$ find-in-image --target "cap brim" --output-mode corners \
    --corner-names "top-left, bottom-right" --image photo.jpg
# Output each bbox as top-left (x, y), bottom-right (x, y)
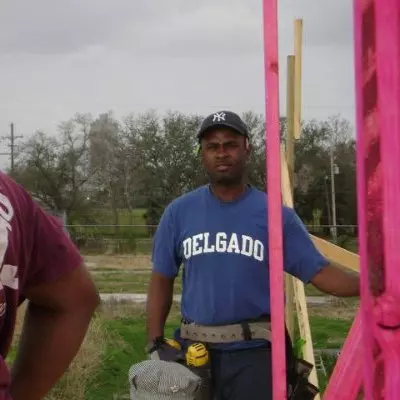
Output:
top-left (197, 123), bottom-right (248, 139)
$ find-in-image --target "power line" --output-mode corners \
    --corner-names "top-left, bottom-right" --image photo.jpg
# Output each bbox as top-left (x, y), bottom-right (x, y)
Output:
top-left (0, 123), bottom-right (23, 173)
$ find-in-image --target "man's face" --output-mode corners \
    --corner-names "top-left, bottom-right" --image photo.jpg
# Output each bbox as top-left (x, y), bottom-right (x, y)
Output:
top-left (200, 128), bottom-right (250, 185)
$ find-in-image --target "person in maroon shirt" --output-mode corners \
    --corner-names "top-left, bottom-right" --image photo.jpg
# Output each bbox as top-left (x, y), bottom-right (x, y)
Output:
top-left (0, 172), bottom-right (99, 399)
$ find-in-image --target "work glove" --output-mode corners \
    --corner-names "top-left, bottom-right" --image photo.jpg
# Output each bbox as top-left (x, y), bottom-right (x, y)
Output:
top-left (146, 336), bottom-right (185, 362)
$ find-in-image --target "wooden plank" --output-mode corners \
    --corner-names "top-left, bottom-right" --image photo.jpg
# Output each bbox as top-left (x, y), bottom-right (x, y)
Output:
top-left (293, 19), bottom-right (303, 140)
top-left (262, 0), bottom-right (287, 398)
top-left (310, 235), bottom-right (359, 272)
top-left (281, 146), bottom-right (320, 397)
top-left (285, 54), bottom-right (296, 341)
top-left (292, 279), bottom-right (320, 398)
top-left (284, 273), bottom-right (295, 341)
top-left (286, 54), bottom-right (295, 187)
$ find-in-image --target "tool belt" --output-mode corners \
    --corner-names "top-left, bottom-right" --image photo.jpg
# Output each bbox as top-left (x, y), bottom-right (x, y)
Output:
top-left (180, 320), bottom-right (271, 343)
top-left (180, 319), bottom-right (319, 399)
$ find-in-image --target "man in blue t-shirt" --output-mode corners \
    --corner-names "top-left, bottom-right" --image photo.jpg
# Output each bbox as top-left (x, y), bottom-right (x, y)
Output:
top-left (145, 110), bottom-right (359, 399)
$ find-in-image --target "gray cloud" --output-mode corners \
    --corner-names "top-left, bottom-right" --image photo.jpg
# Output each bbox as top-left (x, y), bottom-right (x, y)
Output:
top-left (0, 0), bottom-right (143, 54)
top-left (0, 0), bottom-right (356, 168)
top-left (1, 0), bottom-right (352, 55)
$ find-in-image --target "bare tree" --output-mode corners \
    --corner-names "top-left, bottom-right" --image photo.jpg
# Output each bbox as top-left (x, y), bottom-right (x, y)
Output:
top-left (89, 111), bottom-right (123, 225)
top-left (14, 113), bottom-right (94, 222)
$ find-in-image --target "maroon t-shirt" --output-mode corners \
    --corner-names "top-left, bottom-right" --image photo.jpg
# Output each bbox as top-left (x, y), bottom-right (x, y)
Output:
top-left (0, 173), bottom-right (83, 398)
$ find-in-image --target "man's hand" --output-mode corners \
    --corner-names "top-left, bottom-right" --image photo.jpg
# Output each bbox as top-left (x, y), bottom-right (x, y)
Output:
top-left (147, 337), bottom-right (184, 362)
top-left (9, 264), bottom-right (99, 400)
top-left (310, 264), bottom-right (360, 297)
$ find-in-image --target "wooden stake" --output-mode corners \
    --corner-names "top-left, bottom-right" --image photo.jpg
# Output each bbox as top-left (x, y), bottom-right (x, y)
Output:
top-left (281, 145), bottom-right (320, 397)
top-left (285, 55), bottom-right (296, 341)
top-left (286, 55), bottom-right (295, 187)
top-left (293, 19), bottom-right (303, 140)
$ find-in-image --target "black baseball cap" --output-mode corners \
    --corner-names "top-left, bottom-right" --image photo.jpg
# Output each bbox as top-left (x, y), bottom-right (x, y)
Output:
top-left (196, 110), bottom-right (249, 141)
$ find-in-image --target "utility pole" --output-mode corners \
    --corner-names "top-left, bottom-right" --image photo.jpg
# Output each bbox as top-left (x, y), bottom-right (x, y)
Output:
top-left (324, 176), bottom-right (331, 226)
top-left (330, 147), bottom-right (338, 243)
top-left (0, 123), bottom-right (23, 174)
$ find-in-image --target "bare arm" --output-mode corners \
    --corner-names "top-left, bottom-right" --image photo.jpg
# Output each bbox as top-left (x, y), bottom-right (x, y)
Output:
top-left (9, 265), bottom-right (100, 400)
top-left (146, 271), bottom-right (174, 341)
top-left (310, 264), bottom-right (360, 297)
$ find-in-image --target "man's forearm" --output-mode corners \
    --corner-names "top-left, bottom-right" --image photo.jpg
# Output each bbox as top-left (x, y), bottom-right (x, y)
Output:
top-left (10, 301), bottom-right (96, 400)
top-left (146, 296), bottom-right (172, 341)
top-left (146, 274), bottom-right (174, 341)
top-left (311, 264), bottom-right (360, 297)
top-left (328, 273), bottom-right (360, 297)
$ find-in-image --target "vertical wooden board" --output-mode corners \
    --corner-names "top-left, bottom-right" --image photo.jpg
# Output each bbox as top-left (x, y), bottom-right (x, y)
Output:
top-left (284, 274), bottom-right (295, 341)
top-left (285, 55), bottom-right (296, 340)
top-left (281, 146), bottom-right (320, 397)
top-left (286, 55), bottom-right (295, 188)
top-left (292, 279), bottom-right (320, 397)
top-left (262, 0), bottom-right (286, 398)
top-left (293, 19), bottom-right (303, 140)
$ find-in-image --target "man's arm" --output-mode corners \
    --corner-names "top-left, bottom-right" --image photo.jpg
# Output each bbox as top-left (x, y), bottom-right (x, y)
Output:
top-left (146, 204), bottom-right (180, 344)
top-left (310, 264), bottom-right (359, 297)
top-left (283, 208), bottom-right (360, 297)
top-left (10, 264), bottom-right (99, 400)
top-left (146, 272), bottom-right (174, 341)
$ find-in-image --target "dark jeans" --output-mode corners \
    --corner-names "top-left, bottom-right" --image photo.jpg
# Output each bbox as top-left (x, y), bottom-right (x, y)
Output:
top-left (209, 342), bottom-right (294, 400)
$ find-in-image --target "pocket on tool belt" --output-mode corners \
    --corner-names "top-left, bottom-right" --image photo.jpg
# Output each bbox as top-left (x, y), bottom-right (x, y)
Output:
top-left (287, 358), bottom-right (320, 400)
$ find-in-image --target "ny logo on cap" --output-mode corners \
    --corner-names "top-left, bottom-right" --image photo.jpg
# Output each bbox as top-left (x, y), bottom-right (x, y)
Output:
top-left (212, 112), bottom-right (226, 122)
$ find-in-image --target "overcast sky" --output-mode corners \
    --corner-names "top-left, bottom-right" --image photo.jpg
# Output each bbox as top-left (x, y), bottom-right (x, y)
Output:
top-left (0, 0), bottom-right (355, 166)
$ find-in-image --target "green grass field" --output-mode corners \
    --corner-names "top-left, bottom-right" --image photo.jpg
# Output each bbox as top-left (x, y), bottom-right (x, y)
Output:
top-left (14, 302), bottom-right (348, 399)
top-left (84, 312), bottom-right (351, 398)
top-left (22, 206), bottom-right (359, 398)
top-left (92, 313), bottom-right (350, 397)
top-left (7, 289), bottom-right (355, 399)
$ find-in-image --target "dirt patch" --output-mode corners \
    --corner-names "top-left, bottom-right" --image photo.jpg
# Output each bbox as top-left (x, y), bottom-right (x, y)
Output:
top-left (308, 300), bottom-right (359, 320)
top-left (84, 254), bottom-right (152, 271)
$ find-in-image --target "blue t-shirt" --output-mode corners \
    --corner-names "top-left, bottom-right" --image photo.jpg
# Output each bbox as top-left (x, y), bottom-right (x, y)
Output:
top-left (151, 184), bottom-right (328, 349)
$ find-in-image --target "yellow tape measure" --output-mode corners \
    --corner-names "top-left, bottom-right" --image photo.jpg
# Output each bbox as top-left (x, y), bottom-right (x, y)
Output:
top-left (185, 343), bottom-right (209, 367)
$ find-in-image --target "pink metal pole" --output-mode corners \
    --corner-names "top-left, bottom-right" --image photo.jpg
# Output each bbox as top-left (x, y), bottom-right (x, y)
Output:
top-left (373, 0), bottom-right (400, 398)
top-left (262, 0), bottom-right (287, 399)
top-left (353, 0), bottom-right (377, 398)
top-left (322, 312), bottom-right (364, 399)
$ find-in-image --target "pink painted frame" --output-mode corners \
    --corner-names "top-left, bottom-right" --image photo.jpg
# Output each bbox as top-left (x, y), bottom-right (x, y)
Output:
top-left (263, 0), bottom-right (400, 399)
top-left (318, 0), bottom-right (400, 399)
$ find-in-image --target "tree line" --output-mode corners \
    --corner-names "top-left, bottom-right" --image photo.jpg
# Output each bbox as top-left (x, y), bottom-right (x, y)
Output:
top-left (10, 110), bottom-right (357, 241)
